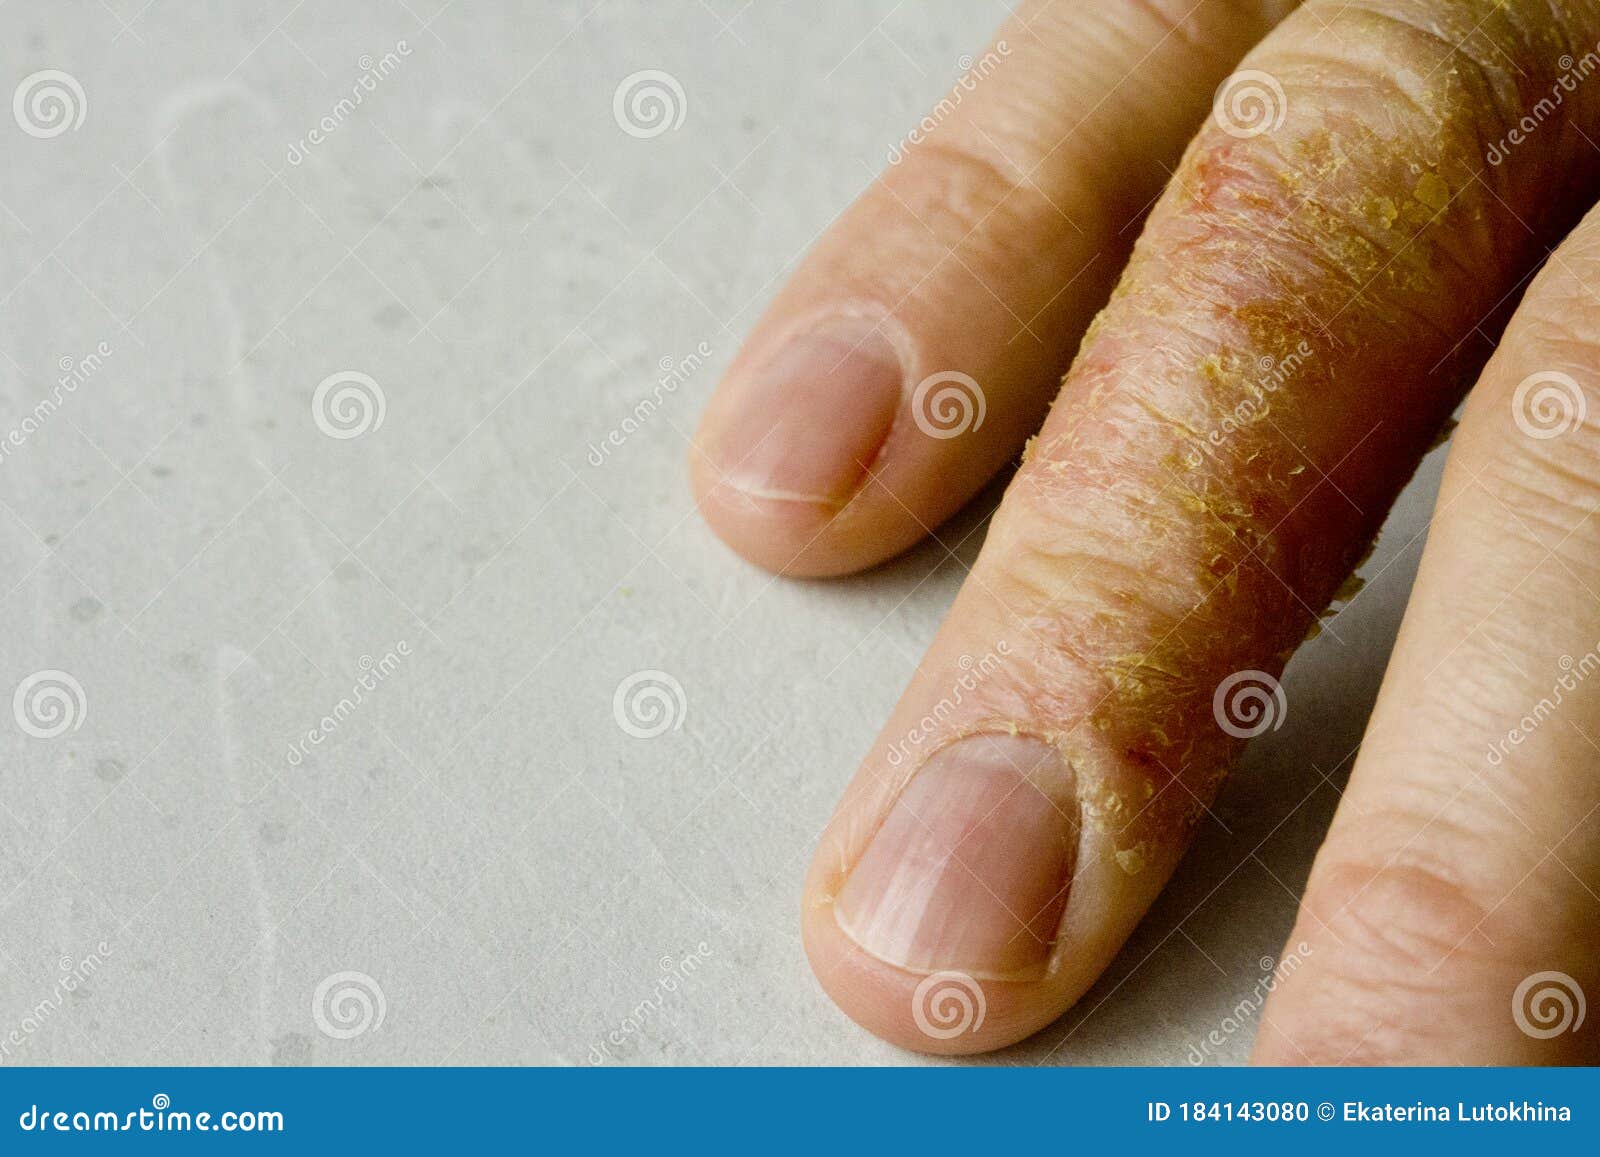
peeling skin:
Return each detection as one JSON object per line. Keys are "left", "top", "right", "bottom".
{"left": 967, "top": 0, "right": 1600, "bottom": 863}
{"left": 1114, "top": 845, "right": 1148, "bottom": 877}
{"left": 805, "top": 7, "right": 1600, "bottom": 1028}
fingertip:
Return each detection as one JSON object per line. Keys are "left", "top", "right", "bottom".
{"left": 689, "top": 445, "right": 839, "bottom": 577}
{"left": 801, "top": 890, "right": 1060, "bottom": 1056}
{"left": 798, "top": 735, "right": 1113, "bottom": 1056}
{"left": 797, "top": 715, "right": 1196, "bottom": 1055}
{"left": 688, "top": 440, "right": 922, "bottom": 577}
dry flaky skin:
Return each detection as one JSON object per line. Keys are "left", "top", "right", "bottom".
{"left": 976, "top": 0, "right": 1600, "bottom": 864}
{"left": 801, "top": 0, "right": 1600, "bottom": 1057}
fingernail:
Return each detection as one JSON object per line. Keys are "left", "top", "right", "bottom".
{"left": 835, "top": 734, "right": 1079, "bottom": 981}
{"left": 711, "top": 316, "right": 904, "bottom": 506}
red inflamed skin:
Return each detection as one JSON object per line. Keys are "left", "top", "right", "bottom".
{"left": 694, "top": 0, "right": 1600, "bottom": 1060}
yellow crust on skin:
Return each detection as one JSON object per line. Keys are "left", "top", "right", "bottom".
{"left": 948, "top": 1, "right": 1600, "bottom": 881}
{"left": 1114, "top": 844, "right": 1148, "bottom": 876}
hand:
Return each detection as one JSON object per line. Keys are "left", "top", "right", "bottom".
{"left": 689, "top": 0, "right": 1600, "bottom": 1061}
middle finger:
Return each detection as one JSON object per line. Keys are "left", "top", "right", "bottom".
{"left": 802, "top": 0, "right": 1600, "bottom": 1053}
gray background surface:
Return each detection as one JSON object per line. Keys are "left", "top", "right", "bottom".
{"left": 0, "top": 0, "right": 1444, "bottom": 1064}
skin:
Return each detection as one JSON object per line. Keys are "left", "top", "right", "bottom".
{"left": 693, "top": 0, "right": 1600, "bottom": 1060}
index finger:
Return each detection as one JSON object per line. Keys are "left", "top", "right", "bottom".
{"left": 691, "top": 0, "right": 1296, "bottom": 576}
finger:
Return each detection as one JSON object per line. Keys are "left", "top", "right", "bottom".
{"left": 1254, "top": 205, "right": 1600, "bottom": 1065}
{"left": 802, "top": 0, "right": 1600, "bottom": 1054}
{"left": 690, "top": 0, "right": 1296, "bottom": 577}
